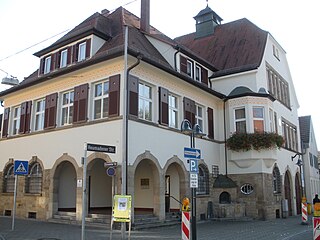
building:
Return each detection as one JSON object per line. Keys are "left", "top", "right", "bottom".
{"left": 0, "top": 1, "right": 305, "bottom": 222}
{"left": 299, "top": 116, "right": 320, "bottom": 203}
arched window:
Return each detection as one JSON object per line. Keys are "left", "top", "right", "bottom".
{"left": 197, "top": 164, "right": 209, "bottom": 195}
{"left": 25, "top": 162, "right": 43, "bottom": 194}
{"left": 3, "top": 164, "right": 15, "bottom": 193}
{"left": 273, "top": 166, "right": 281, "bottom": 194}
{"left": 219, "top": 191, "right": 231, "bottom": 204}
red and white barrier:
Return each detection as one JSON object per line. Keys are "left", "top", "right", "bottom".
{"left": 314, "top": 217, "right": 320, "bottom": 240}
{"left": 302, "top": 202, "right": 308, "bottom": 224}
{"left": 182, "top": 211, "right": 190, "bottom": 240}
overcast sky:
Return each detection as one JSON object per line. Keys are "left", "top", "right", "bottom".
{"left": 0, "top": 0, "right": 319, "bottom": 148}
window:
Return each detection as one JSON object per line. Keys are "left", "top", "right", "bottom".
{"left": 61, "top": 90, "right": 74, "bottom": 125}
{"left": 34, "top": 99, "right": 45, "bottom": 131}
{"left": 273, "top": 166, "right": 281, "bottom": 194}
{"left": 197, "top": 165, "right": 209, "bottom": 195}
{"left": 12, "top": 106, "right": 20, "bottom": 135}
{"left": 310, "top": 153, "right": 314, "bottom": 167}
{"left": 235, "top": 108, "right": 246, "bottom": 133}
{"left": 273, "top": 45, "right": 280, "bottom": 60}
{"left": 187, "top": 60, "right": 193, "bottom": 78}
{"left": 168, "top": 94, "right": 178, "bottom": 128}
{"left": 240, "top": 184, "right": 254, "bottom": 195}
{"left": 138, "top": 82, "right": 152, "bottom": 121}
{"left": 253, "top": 107, "right": 264, "bottom": 133}
{"left": 60, "top": 49, "right": 68, "bottom": 68}
{"left": 195, "top": 105, "right": 204, "bottom": 130}
{"left": 281, "top": 119, "right": 298, "bottom": 151}
{"left": 78, "top": 42, "right": 86, "bottom": 62}
{"left": 3, "top": 164, "right": 15, "bottom": 193}
{"left": 44, "top": 56, "right": 51, "bottom": 74}
{"left": 25, "top": 162, "right": 42, "bottom": 194}
{"left": 266, "top": 64, "right": 290, "bottom": 107}
{"left": 195, "top": 65, "right": 201, "bottom": 82}
{"left": 93, "top": 80, "right": 109, "bottom": 119}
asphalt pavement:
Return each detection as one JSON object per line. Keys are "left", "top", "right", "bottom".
{"left": 0, "top": 215, "right": 314, "bottom": 240}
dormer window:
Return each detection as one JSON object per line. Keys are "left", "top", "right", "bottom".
{"left": 180, "top": 55, "right": 208, "bottom": 86}
{"left": 44, "top": 56, "right": 51, "bottom": 74}
{"left": 187, "top": 60, "right": 193, "bottom": 78}
{"left": 78, "top": 42, "right": 86, "bottom": 62}
{"left": 273, "top": 45, "right": 280, "bottom": 61}
{"left": 195, "top": 65, "right": 201, "bottom": 82}
{"left": 60, "top": 49, "right": 68, "bottom": 68}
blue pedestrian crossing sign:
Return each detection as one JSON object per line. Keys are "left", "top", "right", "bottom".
{"left": 14, "top": 160, "right": 29, "bottom": 175}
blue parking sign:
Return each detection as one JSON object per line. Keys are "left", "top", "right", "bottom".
{"left": 189, "top": 159, "right": 198, "bottom": 173}
{"left": 14, "top": 160, "right": 29, "bottom": 175}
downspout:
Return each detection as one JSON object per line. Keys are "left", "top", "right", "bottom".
{"left": 223, "top": 98, "right": 228, "bottom": 176}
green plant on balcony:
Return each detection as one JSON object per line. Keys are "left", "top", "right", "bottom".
{"left": 226, "top": 132, "right": 284, "bottom": 152}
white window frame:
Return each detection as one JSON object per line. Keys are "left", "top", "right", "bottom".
{"left": 12, "top": 106, "right": 21, "bottom": 135}
{"left": 78, "top": 42, "right": 86, "bottom": 62}
{"left": 168, "top": 93, "right": 178, "bottom": 128}
{"left": 60, "top": 49, "right": 68, "bottom": 68}
{"left": 61, "top": 90, "right": 74, "bottom": 126}
{"left": 34, "top": 99, "right": 45, "bottom": 131}
{"left": 235, "top": 107, "right": 246, "bottom": 133}
{"left": 93, "top": 80, "right": 109, "bottom": 120}
{"left": 253, "top": 106, "right": 265, "bottom": 133}
{"left": 195, "top": 65, "right": 201, "bottom": 82}
{"left": 195, "top": 104, "right": 204, "bottom": 131}
{"left": 138, "top": 82, "right": 153, "bottom": 121}
{"left": 44, "top": 56, "right": 51, "bottom": 74}
{"left": 187, "top": 60, "right": 193, "bottom": 78}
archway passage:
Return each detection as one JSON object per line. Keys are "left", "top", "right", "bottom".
{"left": 134, "top": 159, "right": 160, "bottom": 215}
{"left": 165, "top": 162, "right": 186, "bottom": 213}
{"left": 54, "top": 161, "right": 77, "bottom": 212}
{"left": 295, "top": 173, "right": 302, "bottom": 214}
{"left": 87, "top": 158, "right": 112, "bottom": 214}
{"left": 284, "top": 171, "right": 293, "bottom": 216}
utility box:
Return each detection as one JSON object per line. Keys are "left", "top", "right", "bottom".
{"left": 281, "top": 199, "right": 288, "bottom": 218}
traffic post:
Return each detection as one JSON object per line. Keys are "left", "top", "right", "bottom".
{"left": 182, "top": 197, "right": 191, "bottom": 240}
{"left": 301, "top": 196, "right": 308, "bottom": 225}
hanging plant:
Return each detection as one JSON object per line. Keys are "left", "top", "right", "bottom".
{"left": 226, "top": 132, "right": 284, "bottom": 152}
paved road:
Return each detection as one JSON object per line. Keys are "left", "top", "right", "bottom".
{"left": 0, "top": 215, "right": 313, "bottom": 240}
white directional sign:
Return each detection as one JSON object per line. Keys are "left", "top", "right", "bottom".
{"left": 14, "top": 160, "right": 29, "bottom": 175}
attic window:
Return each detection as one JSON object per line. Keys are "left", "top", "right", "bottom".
{"left": 78, "top": 42, "right": 86, "bottom": 62}
{"left": 187, "top": 60, "right": 193, "bottom": 78}
{"left": 44, "top": 56, "right": 51, "bottom": 74}
{"left": 272, "top": 45, "right": 280, "bottom": 61}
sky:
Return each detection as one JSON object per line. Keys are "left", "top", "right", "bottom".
{"left": 0, "top": 0, "right": 319, "bottom": 147}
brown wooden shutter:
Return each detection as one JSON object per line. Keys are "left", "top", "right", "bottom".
{"left": 39, "top": 58, "right": 45, "bottom": 75}
{"left": 44, "top": 93, "right": 57, "bottom": 129}
{"left": 207, "top": 107, "right": 214, "bottom": 139}
{"left": 73, "top": 84, "right": 88, "bottom": 123}
{"left": 180, "top": 55, "right": 187, "bottom": 74}
{"left": 19, "top": 101, "right": 31, "bottom": 134}
{"left": 67, "top": 46, "right": 72, "bottom": 65}
{"left": 201, "top": 67, "right": 208, "bottom": 85}
{"left": 72, "top": 44, "right": 79, "bottom": 63}
{"left": 85, "top": 39, "right": 91, "bottom": 59}
{"left": 183, "top": 97, "right": 195, "bottom": 125}
{"left": 2, "top": 108, "right": 10, "bottom": 138}
{"left": 50, "top": 54, "right": 55, "bottom": 71}
{"left": 109, "top": 74, "right": 120, "bottom": 117}
{"left": 159, "top": 87, "right": 169, "bottom": 125}
{"left": 55, "top": 51, "right": 61, "bottom": 69}
{"left": 128, "top": 75, "right": 139, "bottom": 117}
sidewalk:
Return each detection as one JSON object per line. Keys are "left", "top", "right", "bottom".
{"left": 0, "top": 215, "right": 313, "bottom": 240}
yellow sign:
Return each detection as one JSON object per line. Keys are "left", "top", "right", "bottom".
{"left": 315, "top": 203, "right": 320, "bottom": 217}
{"left": 112, "top": 195, "right": 132, "bottom": 222}
{"left": 182, "top": 197, "right": 190, "bottom": 212}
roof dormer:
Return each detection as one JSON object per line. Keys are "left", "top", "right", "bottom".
{"left": 194, "top": 5, "right": 223, "bottom": 38}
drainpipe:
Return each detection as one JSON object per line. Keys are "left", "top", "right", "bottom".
{"left": 223, "top": 99, "right": 228, "bottom": 176}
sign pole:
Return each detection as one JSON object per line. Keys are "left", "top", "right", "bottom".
{"left": 11, "top": 174, "right": 18, "bottom": 231}
{"left": 81, "top": 143, "right": 88, "bottom": 240}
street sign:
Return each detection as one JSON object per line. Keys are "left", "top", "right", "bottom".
{"left": 87, "top": 143, "right": 116, "bottom": 153}
{"left": 106, "top": 167, "right": 116, "bottom": 177}
{"left": 14, "top": 160, "right": 28, "bottom": 175}
{"left": 104, "top": 162, "right": 118, "bottom": 168}
{"left": 184, "top": 147, "right": 201, "bottom": 159}
{"left": 190, "top": 173, "right": 198, "bottom": 188}
{"left": 189, "top": 159, "right": 198, "bottom": 173}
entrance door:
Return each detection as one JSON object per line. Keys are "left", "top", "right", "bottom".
{"left": 284, "top": 171, "right": 293, "bottom": 216}
{"left": 165, "top": 175, "right": 170, "bottom": 212}
{"left": 295, "top": 174, "right": 302, "bottom": 214}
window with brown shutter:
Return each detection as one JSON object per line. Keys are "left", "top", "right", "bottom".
{"left": 201, "top": 67, "right": 208, "bottom": 85}
{"left": 39, "top": 58, "right": 45, "bottom": 75}
{"left": 180, "top": 55, "right": 187, "bottom": 74}
{"left": 207, "top": 107, "right": 214, "bottom": 139}
{"left": 72, "top": 44, "right": 79, "bottom": 63}
{"left": 85, "top": 39, "right": 91, "bottom": 59}
{"left": 2, "top": 108, "right": 10, "bottom": 138}
{"left": 128, "top": 75, "right": 139, "bottom": 117}
{"left": 67, "top": 46, "right": 72, "bottom": 65}
{"left": 50, "top": 53, "right": 55, "bottom": 71}
{"left": 44, "top": 93, "right": 57, "bottom": 129}
{"left": 55, "top": 51, "right": 61, "bottom": 69}
{"left": 183, "top": 97, "right": 195, "bottom": 126}
{"left": 73, "top": 84, "right": 88, "bottom": 123}
{"left": 109, "top": 74, "right": 120, "bottom": 117}
{"left": 159, "top": 87, "right": 169, "bottom": 125}
{"left": 19, "top": 101, "right": 32, "bottom": 134}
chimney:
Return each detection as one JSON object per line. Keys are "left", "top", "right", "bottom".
{"left": 140, "top": 0, "right": 150, "bottom": 33}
